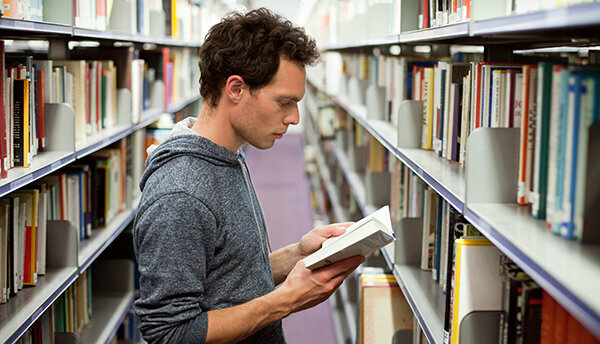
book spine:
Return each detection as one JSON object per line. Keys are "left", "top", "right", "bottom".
{"left": 12, "top": 79, "right": 26, "bottom": 167}
{"left": 0, "top": 41, "right": 6, "bottom": 178}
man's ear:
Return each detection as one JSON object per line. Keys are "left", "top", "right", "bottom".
{"left": 225, "top": 75, "right": 245, "bottom": 104}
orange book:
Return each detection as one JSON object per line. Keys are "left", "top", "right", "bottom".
{"left": 567, "top": 314, "right": 581, "bottom": 344}
{"left": 540, "top": 291, "right": 555, "bottom": 344}
{"left": 2, "top": 0, "right": 22, "bottom": 19}
{"left": 553, "top": 300, "right": 569, "bottom": 343}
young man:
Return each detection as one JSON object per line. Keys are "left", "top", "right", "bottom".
{"left": 133, "top": 7, "right": 365, "bottom": 344}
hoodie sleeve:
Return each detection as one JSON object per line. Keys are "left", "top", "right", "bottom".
{"left": 133, "top": 191, "right": 216, "bottom": 344}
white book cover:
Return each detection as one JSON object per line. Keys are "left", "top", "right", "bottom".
{"left": 547, "top": 67, "right": 566, "bottom": 229}
{"left": 17, "top": 202, "right": 25, "bottom": 290}
{"left": 0, "top": 205, "right": 7, "bottom": 302}
{"left": 513, "top": 73, "right": 524, "bottom": 128}
{"left": 459, "top": 72, "right": 471, "bottom": 167}
{"left": 421, "top": 189, "right": 433, "bottom": 270}
{"left": 37, "top": 185, "right": 47, "bottom": 276}
{"left": 303, "top": 206, "right": 394, "bottom": 270}
{"left": 451, "top": 238, "right": 503, "bottom": 344}
{"left": 53, "top": 61, "right": 86, "bottom": 141}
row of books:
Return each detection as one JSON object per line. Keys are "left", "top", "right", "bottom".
{"left": 388, "top": 171, "right": 598, "bottom": 343}
{"left": 1, "top": 0, "right": 204, "bottom": 42}
{"left": 0, "top": 43, "right": 196, "bottom": 178}
{"left": 310, "top": 117, "right": 599, "bottom": 344}
{"left": 0, "top": 131, "right": 145, "bottom": 308}
{"left": 13, "top": 255, "right": 138, "bottom": 344}
{"left": 11, "top": 268, "right": 91, "bottom": 343}
{"left": 505, "top": 0, "right": 598, "bottom": 17}
{"left": 334, "top": 52, "right": 599, "bottom": 243}
{"left": 417, "top": 0, "right": 470, "bottom": 30}
{"left": 309, "top": 80, "right": 600, "bottom": 342}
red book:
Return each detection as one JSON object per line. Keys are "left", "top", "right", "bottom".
{"left": 567, "top": 314, "right": 581, "bottom": 344}
{"left": 540, "top": 291, "right": 555, "bottom": 344}
{"left": 161, "top": 48, "right": 170, "bottom": 108}
{"left": 36, "top": 69, "right": 45, "bottom": 152}
{"left": 85, "top": 63, "right": 91, "bottom": 136}
{"left": 553, "top": 301, "right": 569, "bottom": 344}
{"left": 423, "top": 0, "right": 429, "bottom": 28}
{"left": 0, "top": 41, "right": 6, "bottom": 178}
{"left": 96, "top": 61, "right": 102, "bottom": 131}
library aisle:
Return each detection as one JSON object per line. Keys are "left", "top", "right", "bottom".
{"left": 245, "top": 133, "right": 338, "bottom": 344}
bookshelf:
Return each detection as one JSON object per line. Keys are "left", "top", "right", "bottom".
{"left": 301, "top": 1, "right": 600, "bottom": 342}
{"left": 0, "top": 1, "right": 212, "bottom": 342}
{"left": 0, "top": 18, "right": 73, "bottom": 35}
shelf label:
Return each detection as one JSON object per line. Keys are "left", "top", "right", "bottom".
{"left": 10, "top": 174, "right": 33, "bottom": 190}
{"left": 19, "top": 21, "right": 35, "bottom": 29}
{"left": 51, "top": 161, "right": 62, "bottom": 171}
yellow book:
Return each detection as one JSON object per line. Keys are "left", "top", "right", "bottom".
{"left": 66, "top": 285, "right": 74, "bottom": 333}
{"left": 421, "top": 67, "right": 435, "bottom": 150}
{"left": 368, "top": 136, "right": 385, "bottom": 173}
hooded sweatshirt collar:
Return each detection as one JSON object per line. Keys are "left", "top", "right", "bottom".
{"left": 140, "top": 117, "right": 245, "bottom": 191}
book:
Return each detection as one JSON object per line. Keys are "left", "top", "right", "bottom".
{"left": 358, "top": 272, "right": 413, "bottom": 344}
{"left": 302, "top": 206, "right": 395, "bottom": 270}
{"left": 450, "top": 237, "right": 503, "bottom": 344}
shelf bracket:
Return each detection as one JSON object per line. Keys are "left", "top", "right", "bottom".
{"left": 484, "top": 45, "right": 513, "bottom": 62}
{"left": 48, "top": 38, "right": 69, "bottom": 60}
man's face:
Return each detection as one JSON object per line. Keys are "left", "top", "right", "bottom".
{"left": 232, "top": 58, "right": 306, "bottom": 149}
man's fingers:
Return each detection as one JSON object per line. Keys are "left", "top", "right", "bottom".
{"left": 312, "top": 255, "right": 365, "bottom": 280}
{"left": 317, "top": 222, "right": 354, "bottom": 238}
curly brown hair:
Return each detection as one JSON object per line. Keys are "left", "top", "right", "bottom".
{"left": 198, "top": 8, "right": 320, "bottom": 107}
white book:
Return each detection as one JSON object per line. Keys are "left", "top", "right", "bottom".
{"left": 17, "top": 202, "right": 25, "bottom": 290}
{"left": 303, "top": 206, "right": 395, "bottom": 270}
{"left": 0, "top": 204, "right": 8, "bottom": 302}
{"left": 421, "top": 189, "right": 434, "bottom": 270}
{"left": 459, "top": 72, "right": 471, "bottom": 167}
{"left": 37, "top": 185, "right": 47, "bottom": 275}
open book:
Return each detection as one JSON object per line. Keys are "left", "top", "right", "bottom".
{"left": 302, "top": 206, "right": 395, "bottom": 270}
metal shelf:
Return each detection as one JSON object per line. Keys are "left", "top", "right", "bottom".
{"left": 78, "top": 199, "right": 139, "bottom": 273}
{"left": 465, "top": 203, "right": 600, "bottom": 340}
{"left": 75, "top": 124, "right": 133, "bottom": 159}
{"left": 399, "top": 22, "right": 469, "bottom": 43}
{"left": 0, "top": 267, "right": 79, "bottom": 344}
{"left": 78, "top": 291, "right": 135, "bottom": 344}
{"left": 73, "top": 27, "right": 202, "bottom": 47}
{"left": 0, "top": 151, "right": 76, "bottom": 198}
{"left": 331, "top": 147, "right": 377, "bottom": 216}
{"left": 322, "top": 34, "right": 401, "bottom": 51}
{"left": 472, "top": 3, "right": 600, "bottom": 36}
{"left": 0, "top": 18, "right": 72, "bottom": 35}
{"left": 330, "top": 94, "right": 465, "bottom": 212}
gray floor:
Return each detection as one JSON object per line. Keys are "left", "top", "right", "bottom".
{"left": 245, "top": 133, "right": 338, "bottom": 344}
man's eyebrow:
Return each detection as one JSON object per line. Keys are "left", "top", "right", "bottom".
{"left": 277, "top": 95, "right": 301, "bottom": 102}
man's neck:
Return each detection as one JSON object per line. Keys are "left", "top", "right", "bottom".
{"left": 192, "top": 104, "right": 242, "bottom": 152}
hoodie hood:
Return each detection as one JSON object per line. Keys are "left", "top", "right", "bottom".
{"left": 140, "top": 117, "right": 243, "bottom": 191}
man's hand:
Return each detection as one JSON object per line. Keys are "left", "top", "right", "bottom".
{"left": 270, "top": 222, "right": 354, "bottom": 285}
{"left": 276, "top": 255, "right": 365, "bottom": 313}
{"left": 297, "top": 222, "right": 354, "bottom": 259}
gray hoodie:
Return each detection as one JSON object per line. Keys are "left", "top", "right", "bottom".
{"left": 133, "top": 118, "right": 285, "bottom": 343}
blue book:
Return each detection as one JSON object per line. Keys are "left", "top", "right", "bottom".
{"left": 561, "top": 74, "right": 583, "bottom": 239}
{"left": 551, "top": 70, "right": 570, "bottom": 235}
